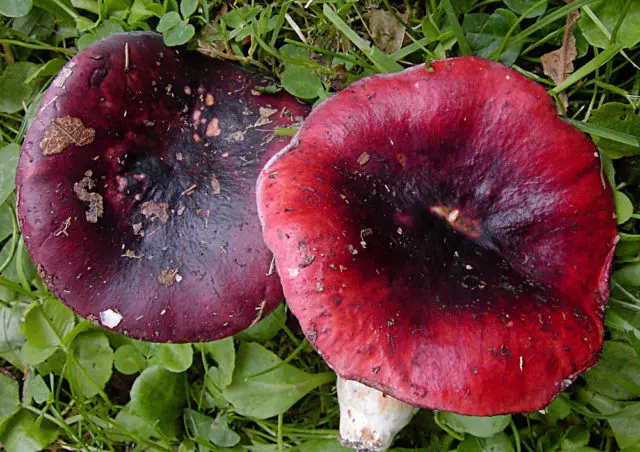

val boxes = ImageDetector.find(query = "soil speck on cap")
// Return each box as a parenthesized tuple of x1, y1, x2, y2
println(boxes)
(158, 267, 181, 287)
(140, 201, 169, 222)
(73, 170, 103, 223)
(41, 116, 96, 155)
(122, 249, 143, 259)
(228, 131, 245, 142)
(357, 152, 370, 166)
(211, 175, 221, 194)
(299, 254, 315, 268)
(132, 222, 144, 236)
(206, 118, 221, 137)
(255, 107, 278, 127)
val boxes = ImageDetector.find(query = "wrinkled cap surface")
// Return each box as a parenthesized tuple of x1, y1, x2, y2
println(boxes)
(17, 32, 309, 342)
(257, 57, 618, 415)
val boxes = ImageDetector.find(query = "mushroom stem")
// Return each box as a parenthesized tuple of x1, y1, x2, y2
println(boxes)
(337, 376, 418, 451)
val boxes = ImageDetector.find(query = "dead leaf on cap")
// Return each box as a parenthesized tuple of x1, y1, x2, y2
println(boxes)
(41, 116, 96, 155)
(73, 170, 103, 223)
(158, 267, 181, 287)
(140, 201, 169, 223)
(370, 8, 410, 54)
(254, 107, 279, 127)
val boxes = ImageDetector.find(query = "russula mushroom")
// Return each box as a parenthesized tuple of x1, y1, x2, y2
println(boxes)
(257, 57, 617, 448)
(16, 32, 309, 342)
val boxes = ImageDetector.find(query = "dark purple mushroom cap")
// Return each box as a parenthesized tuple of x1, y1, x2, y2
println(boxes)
(17, 32, 310, 342)
(257, 57, 618, 415)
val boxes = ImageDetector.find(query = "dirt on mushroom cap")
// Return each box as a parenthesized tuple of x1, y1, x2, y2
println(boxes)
(16, 32, 310, 342)
(257, 57, 618, 415)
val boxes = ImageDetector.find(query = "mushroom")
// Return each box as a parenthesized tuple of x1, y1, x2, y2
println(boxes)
(257, 58, 618, 449)
(16, 32, 309, 342)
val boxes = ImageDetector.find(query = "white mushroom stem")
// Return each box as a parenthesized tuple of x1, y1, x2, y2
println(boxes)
(337, 376, 419, 451)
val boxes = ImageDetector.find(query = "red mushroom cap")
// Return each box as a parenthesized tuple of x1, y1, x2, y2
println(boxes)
(257, 57, 618, 415)
(17, 32, 309, 342)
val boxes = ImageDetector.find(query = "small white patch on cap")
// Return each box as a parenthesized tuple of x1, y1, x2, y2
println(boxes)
(100, 309, 123, 328)
(53, 62, 75, 88)
(288, 268, 299, 278)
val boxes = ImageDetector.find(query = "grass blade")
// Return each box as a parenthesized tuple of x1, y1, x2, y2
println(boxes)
(442, 0, 472, 56)
(322, 4, 403, 73)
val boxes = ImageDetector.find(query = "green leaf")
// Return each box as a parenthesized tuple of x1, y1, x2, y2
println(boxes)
(71, 0, 98, 14)
(0, 143, 20, 205)
(298, 439, 353, 451)
(209, 412, 240, 447)
(235, 302, 285, 342)
(0, 62, 39, 113)
(584, 341, 640, 400)
(157, 11, 182, 32)
(197, 336, 235, 389)
(462, 9, 523, 65)
(157, 343, 193, 373)
(222, 342, 335, 419)
(439, 412, 512, 438)
(561, 425, 590, 450)
(221, 5, 259, 28)
(77, 19, 125, 51)
(504, 0, 547, 18)
(0, 409, 59, 452)
(157, 9, 195, 45)
(281, 65, 324, 100)
(185, 409, 241, 448)
(180, 0, 198, 18)
(0, 303, 26, 368)
(543, 396, 572, 424)
(34, 349, 66, 376)
(66, 331, 114, 398)
(23, 297, 75, 349)
(0, 373, 19, 426)
(608, 415, 640, 449)
(101, 0, 131, 18)
(184, 409, 215, 444)
(129, 365, 186, 427)
(62, 320, 99, 347)
(0, 203, 14, 243)
(24, 58, 66, 84)
(162, 21, 195, 46)
(23, 372, 50, 404)
(455, 432, 514, 451)
(0, 0, 33, 17)
(114, 405, 170, 441)
(614, 191, 633, 224)
(21, 341, 56, 366)
(588, 103, 640, 158)
(129, 0, 163, 25)
(178, 439, 197, 452)
(114, 343, 146, 374)
(579, 0, 640, 49)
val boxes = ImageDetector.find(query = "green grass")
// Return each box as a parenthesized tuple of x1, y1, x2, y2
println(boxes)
(1, 0, 640, 451)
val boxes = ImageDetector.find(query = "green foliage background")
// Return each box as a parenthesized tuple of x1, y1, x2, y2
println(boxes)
(0, 0, 639, 450)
